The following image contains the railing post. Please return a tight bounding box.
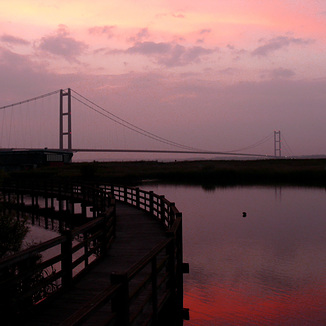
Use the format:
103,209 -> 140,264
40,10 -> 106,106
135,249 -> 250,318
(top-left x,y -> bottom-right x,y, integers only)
35,194 -> 39,218
135,187 -> 140,208
84,231 -> 89,268
100,190 -> 106,214
175,214 -> 185,320
169,202 -> 176,228
149,191 -> 154,215
160,195 -> 165,224
124,187 -> 128,203
92,190 -> 97,218
111,272 -> 129,325
61,229 -> 73,289
67,200 -> 74,215
151,256 -> 158,322
166,233 -> 176,307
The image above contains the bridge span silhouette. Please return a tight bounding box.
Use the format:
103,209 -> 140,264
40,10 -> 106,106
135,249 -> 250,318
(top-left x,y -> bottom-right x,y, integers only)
0,88 -> 293,324
0,88 -> 284,159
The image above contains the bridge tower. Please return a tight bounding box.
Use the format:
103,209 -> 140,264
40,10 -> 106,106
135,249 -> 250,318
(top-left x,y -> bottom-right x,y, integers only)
274,130 -> 281,157
59,89 -> 72,150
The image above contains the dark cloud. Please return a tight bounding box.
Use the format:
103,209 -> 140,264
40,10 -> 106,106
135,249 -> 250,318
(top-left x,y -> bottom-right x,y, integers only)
0,47 -> 32,69
88,25 -> 116,38
268,67 -> 296,79
38,25 -> 87,61
252,36 -> 313,56
196,29 -> 212,44
94,47 -> 109,55
128,28 -> 150,43
126,41 -> 215,67
0,34 -> 30,46
225,44 -> 247,61
127,41 -> 171,55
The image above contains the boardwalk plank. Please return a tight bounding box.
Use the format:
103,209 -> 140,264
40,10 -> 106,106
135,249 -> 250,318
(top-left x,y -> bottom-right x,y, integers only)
21,202 -> 167,326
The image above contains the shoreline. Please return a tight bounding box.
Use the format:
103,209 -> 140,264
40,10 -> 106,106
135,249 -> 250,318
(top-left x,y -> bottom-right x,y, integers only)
5,158 -> 326,187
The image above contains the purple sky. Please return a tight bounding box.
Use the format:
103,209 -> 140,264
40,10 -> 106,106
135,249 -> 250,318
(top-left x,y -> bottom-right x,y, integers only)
1,1 -> 326,160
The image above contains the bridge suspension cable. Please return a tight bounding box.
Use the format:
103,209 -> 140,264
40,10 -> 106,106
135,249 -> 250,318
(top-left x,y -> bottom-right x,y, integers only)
0,90 -> 60,110
70,89 -> 205,152
0,88 -> 280,157
281,134 -> 294,156
224,133 -> 274,153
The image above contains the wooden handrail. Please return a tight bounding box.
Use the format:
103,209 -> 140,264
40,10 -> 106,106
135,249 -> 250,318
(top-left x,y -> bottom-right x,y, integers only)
0,182 -> 116,318
63,184 -> 185,325
126,238 -> 172,280
0,182 -> 184,325
101,185 -> 180,229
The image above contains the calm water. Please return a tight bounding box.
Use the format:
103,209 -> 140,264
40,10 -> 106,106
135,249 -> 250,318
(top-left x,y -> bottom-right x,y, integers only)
141,185 -> 326,325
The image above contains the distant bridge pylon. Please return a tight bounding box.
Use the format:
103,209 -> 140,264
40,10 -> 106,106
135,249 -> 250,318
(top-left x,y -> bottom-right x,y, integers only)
274,130 -> 281,157
0,88 -> 287,158
60,88 -> 72,151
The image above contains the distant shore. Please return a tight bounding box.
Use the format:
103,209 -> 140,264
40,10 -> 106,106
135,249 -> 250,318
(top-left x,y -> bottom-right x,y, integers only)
6,158 -> 326,187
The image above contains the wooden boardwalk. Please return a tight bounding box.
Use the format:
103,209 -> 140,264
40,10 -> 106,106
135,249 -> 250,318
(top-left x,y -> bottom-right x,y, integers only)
22,201 -> 168,326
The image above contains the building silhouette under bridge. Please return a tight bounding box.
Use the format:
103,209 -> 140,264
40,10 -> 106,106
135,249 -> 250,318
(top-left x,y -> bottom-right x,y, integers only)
0,149 -> 73,171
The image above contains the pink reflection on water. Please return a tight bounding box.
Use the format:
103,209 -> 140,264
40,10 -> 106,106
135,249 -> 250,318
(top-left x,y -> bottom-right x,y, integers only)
142,184 -> 326,325
184,281 -> 326,325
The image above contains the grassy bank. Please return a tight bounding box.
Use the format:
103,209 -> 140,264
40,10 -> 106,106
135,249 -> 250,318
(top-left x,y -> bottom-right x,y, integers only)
5,158 -> 326,187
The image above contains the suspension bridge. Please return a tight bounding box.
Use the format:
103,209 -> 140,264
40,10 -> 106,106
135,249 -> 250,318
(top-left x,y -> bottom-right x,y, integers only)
0,88 -> 292,159
0,88 -> 296,325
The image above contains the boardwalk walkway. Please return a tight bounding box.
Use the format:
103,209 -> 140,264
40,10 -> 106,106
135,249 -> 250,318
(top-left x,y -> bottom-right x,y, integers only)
22,201 -> 168,326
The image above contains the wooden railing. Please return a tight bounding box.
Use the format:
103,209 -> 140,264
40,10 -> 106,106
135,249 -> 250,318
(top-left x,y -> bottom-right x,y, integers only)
65,185 -> 186,325
103,185 -> 181,229
0,183 -> 186,325
0,183 -> 116,319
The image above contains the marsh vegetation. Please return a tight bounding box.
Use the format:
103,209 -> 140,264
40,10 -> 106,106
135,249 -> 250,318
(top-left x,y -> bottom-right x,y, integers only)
5,158 -> 326,187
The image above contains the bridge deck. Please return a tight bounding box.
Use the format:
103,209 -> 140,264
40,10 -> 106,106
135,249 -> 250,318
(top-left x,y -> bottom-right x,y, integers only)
22,201 -> 168,326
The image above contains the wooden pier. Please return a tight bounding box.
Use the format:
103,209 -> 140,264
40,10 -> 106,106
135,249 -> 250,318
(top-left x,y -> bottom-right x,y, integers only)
0,183 -> 186,326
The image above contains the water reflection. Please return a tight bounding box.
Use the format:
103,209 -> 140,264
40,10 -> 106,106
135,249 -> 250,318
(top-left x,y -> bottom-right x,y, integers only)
141,185 -> 326,325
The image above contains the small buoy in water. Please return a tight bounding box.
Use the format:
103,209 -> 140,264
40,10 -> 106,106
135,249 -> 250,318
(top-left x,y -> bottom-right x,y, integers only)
242,212 -> 247,217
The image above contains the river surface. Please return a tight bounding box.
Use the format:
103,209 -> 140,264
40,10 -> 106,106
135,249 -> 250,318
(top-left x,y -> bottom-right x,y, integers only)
141,184 -> 326,325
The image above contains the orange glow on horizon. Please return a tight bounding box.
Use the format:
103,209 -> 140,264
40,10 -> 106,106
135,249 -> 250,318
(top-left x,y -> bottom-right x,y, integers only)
1,0 -> 325,41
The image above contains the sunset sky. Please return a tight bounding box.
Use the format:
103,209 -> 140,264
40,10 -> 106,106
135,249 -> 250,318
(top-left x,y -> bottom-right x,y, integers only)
1,0 -> 326,159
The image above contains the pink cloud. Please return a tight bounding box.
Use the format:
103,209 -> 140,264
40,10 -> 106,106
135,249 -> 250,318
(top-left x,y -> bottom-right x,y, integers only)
88,25 -> 116,38
252,36 -> 314,56
127,28 -> 150,43
0,34 -> 30,46
267,67 -> 296,79
126,41 -> 216,67
37,25 -> 88,62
